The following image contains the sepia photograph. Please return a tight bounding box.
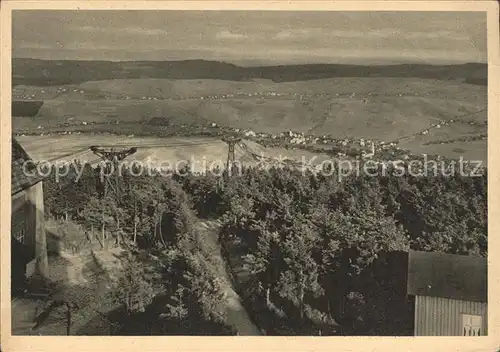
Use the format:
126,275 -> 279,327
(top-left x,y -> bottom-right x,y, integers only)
4,5 -> 495,343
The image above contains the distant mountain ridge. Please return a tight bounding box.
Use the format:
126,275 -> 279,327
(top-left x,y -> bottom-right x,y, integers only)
12,58 -> 487,87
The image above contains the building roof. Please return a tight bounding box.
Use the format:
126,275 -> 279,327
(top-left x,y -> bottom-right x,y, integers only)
11,138 -> 44,195
407,250 -> 487,303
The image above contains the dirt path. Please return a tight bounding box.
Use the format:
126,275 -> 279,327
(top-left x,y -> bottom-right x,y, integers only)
196,220 -> 262,335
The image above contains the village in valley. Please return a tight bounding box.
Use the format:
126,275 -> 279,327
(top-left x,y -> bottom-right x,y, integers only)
8,10 -> 488,339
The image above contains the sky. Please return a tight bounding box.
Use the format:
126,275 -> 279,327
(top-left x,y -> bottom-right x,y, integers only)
12,11 -> 487,65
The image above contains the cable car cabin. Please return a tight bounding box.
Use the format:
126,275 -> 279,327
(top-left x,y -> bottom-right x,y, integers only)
370,250 -> 487,336
11,138 -> 48,294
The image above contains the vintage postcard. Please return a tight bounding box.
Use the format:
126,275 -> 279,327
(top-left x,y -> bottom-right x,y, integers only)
1,1 -> 499,351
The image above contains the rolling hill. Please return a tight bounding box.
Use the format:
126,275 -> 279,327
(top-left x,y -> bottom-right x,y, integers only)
12,77 -> 487,138
12,58 -> 487,87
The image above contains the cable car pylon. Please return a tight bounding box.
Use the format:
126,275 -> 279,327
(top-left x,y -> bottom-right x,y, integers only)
89,146 -> 137,200
221,136 -> 241,179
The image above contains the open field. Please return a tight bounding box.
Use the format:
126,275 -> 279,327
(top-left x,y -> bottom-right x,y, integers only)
13,77 -> 486,139
13,95 -> 485,142
398,139 -> 487,164
16,76 -> 482,100
17,135 -> 334,171
13,76 -> 487,104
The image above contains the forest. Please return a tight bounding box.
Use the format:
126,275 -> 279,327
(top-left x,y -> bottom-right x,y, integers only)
41,160 -> 488,335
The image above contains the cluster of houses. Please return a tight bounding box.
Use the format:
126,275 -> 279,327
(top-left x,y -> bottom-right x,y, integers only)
418,118 -> 486,138
12,86 -> 86,100
58,87 -> 86,94
419,119 -> 458,136
203,125 -> 430,162
12,87 -> 42,100
151,91 -> 433,102
14,131 -> 81,138
424,133 -> 488,146
240,129 -> 393,157
13,93 -> 38,100
13,85 -> 439,103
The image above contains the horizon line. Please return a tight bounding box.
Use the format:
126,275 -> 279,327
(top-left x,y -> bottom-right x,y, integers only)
12,57 -> 488,67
